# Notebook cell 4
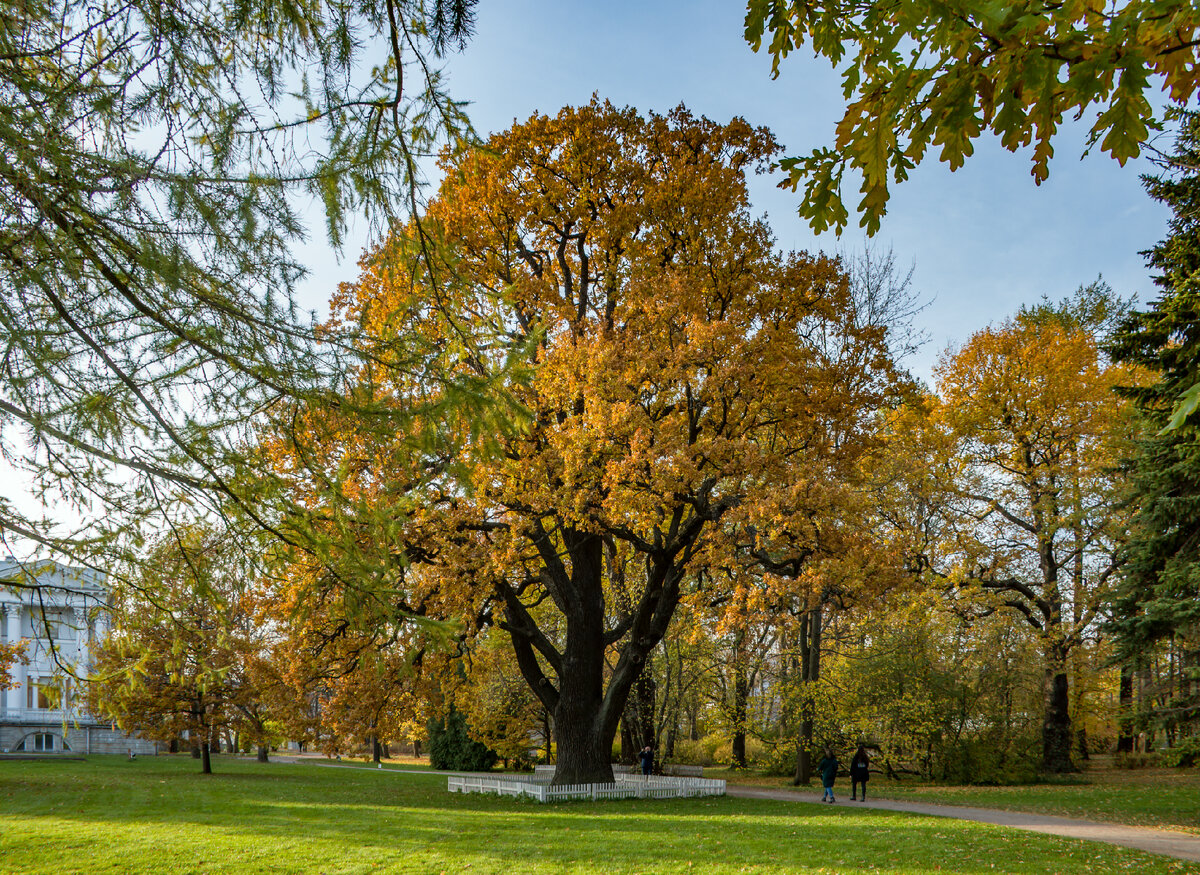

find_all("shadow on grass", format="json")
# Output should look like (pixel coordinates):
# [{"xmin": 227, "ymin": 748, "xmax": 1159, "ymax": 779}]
[{"xmin": 0, "ymin": 755, "xmax": 1194, "ymax": 874}]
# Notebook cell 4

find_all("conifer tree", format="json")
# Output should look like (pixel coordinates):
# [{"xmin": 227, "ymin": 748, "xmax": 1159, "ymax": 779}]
[
  {"xmin": 1109, "ymin": 113, "xmax": 1200, "ymax": 680},
  {"xmin": 0, "ymin": 0, "xmax": 478, "ymax": 572}
]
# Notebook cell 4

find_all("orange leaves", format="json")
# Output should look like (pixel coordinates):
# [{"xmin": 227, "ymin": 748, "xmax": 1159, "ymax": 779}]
[
  {"xmin": 257, "ymin": 100, "xmax": 906, "ymax": 742},
  {"xmin": 0, "ymin": 639, "xmax": 27, "ymax": 692}
]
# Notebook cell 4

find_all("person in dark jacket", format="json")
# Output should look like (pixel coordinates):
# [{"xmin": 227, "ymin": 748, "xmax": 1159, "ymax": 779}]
[
  {"xmin": 817, "ymin": 747, "xmax": 839, "ymax": 803},
  {"xmin": 850, "ymin": 746, "xmax": 870, "ymax": 800},
  {"xmin": 639, "ymin": 745, "xmax": 654, "ymax": 777}
]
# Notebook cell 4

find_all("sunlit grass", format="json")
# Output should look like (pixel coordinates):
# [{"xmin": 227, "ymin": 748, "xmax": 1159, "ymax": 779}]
[
  {"xmin": 710, "ymin": 758, "xmax": 1200, "ymax": 835},
  {"xmin": 0, "ymin": 755, "xmax": 1196, "ymax": 874}
]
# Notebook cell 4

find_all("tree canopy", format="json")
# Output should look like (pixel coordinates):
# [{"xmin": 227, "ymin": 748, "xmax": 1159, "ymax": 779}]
[
  {"xmin": 303, "ymin": 99, "xmax": 901, "ymax": 784},
  {"xmin": 0, "ymin": 0, "xmax": 479, "ymax": 575}
]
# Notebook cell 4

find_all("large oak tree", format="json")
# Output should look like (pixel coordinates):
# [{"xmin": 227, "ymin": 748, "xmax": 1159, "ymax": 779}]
[{"xmin": 326, "ymin": 100, "xmax": 898, "ymax": 783}]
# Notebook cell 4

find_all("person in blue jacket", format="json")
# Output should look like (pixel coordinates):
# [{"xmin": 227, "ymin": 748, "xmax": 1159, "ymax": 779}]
[
  {"xmin": 639, "ymin": 745, "xmax": 654, "ymax": 777},
  {"xmin": 818, "ymin": 747, "xmax": 839, "ymax": 803}
]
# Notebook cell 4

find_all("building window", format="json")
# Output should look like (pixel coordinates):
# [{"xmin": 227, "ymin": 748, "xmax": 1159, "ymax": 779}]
[
  {"xmin": 33, "ymin": 733, "xmax": 53, "ymax": 752},
  {"xmin": 26, "ymin": 678, "xmax": 60, "ymax": 710}
]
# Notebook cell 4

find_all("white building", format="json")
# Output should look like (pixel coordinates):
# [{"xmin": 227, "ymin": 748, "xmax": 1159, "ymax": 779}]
[{"xmin": 0, "ymin": 560, "xmax": 157, "ymax": 755}]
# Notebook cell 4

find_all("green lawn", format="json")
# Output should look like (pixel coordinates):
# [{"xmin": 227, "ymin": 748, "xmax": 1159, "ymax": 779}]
[
  {"xmin": 711, "ymin": 759, "xmax": 1200, "ymax": 836},
  {"xmin": 0, "ymin": 756, "xmax": 1196, "ymax": 874}
]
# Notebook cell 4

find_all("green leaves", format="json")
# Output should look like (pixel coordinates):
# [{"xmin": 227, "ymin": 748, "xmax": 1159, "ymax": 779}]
[
  {"xmin": 746, "ymin": 0, "xmax": 1200, "ymax": 234},
  {"xmin": 0, "ymin": 0, "xmax": 479, "ymax": 570},
  {"xmin": 1161, "ymin": 380, "xmax": 1200, "ymax": 433}
]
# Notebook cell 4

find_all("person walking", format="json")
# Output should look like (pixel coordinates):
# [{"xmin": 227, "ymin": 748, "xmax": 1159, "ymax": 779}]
[
  {"xmin": 850, "ymin": 745, "xmax": 870, "ymax": 800},
  {"xmin": 639, "ymin": 744, "xmax": 654, "ymax": 778},
  {"xmin": 818, "ymin": 747, "xmax": 839, "ymax": 803}
]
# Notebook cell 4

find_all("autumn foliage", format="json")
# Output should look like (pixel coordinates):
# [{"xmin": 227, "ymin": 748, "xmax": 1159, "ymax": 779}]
[{"xmin": 296, "ymin": 99, "xmax": 902, "ymax": 783}]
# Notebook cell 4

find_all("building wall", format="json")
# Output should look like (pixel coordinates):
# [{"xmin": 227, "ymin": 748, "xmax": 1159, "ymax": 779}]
[
  {"xmin": 0, "ymin": 560, "xmax": 153, "ymax": 754},
  {"xmin": 0, "ymin": 723, "xmax": 159, "ymax": 755}
]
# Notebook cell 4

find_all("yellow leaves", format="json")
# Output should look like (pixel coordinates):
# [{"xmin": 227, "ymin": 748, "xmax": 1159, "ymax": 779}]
[{"xmin": 933, "ymin": 318, "xmax": 1127, "ymax": 470}]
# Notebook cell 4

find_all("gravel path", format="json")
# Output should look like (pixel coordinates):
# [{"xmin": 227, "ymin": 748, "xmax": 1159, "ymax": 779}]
[{"xmin": 726, "ymin": 784, "xmax": 1200, "ymax": 863}]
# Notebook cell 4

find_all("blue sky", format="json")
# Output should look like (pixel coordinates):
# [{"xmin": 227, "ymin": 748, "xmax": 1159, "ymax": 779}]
[
  {"xmin": 0, "ymin": 1, "xmax": 1173, "ymax": 551},
  {"xmin": 299, "ymin": 0, "xmax": 1171, "ymax": 383}
]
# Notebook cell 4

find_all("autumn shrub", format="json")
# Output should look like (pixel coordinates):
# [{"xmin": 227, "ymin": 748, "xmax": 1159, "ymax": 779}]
[
  {"xmin": 673, "ymin": 733, "xmax": 727, "ymax": 766},
  {"xmin": 710, "ymin": 735, "xmax": 767, "ymax": 768},
  {"xmin": 1112, "ymin": 752, "xmax": 1155, "ymax": 769},
  {"xmin": 1155, "ymin": 736, "xmax": 1200, "ymax": 768},
  {"xmin": 935, "ymin": 734, "xmax": 1040, "ymax": 785},
  {"xmin": 753, "ymin": 743, "xmax": 796, "ymax": 777}
]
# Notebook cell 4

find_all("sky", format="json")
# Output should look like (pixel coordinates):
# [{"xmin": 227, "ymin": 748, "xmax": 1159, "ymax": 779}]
[
  {"xmin": 298, "ymin": 0, "xmax": 1172, "ymax": 384},
  {"xmin": 0, "ymin": 0, "xmax": 1176, "ymax": 550}
]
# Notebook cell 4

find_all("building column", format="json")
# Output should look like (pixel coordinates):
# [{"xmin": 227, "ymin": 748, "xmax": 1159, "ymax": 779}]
[{"xmin": 4, "ymin": 603, "xmax": 24, "ymax": 719}]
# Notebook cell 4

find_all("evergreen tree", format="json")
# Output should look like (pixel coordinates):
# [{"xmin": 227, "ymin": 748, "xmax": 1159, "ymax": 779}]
[
  {"xmin": 1109, "ymin": 111, "xmax": 1200, "ymax": 675},
  {"xmin": 428, "ymin": 707, "xmax": 498, "ymax": 772}
]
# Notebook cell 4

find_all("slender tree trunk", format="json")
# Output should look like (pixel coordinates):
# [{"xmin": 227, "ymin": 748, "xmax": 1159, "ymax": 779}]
[
  {"xmin": 372, "ymin": 736, "xmax": 382, "ymax": 764},
  {"xmin": 731, "ymin": 668, "xmax": 749, "ymax": 769},
  {"xmin": 620, "ymin": 718, "xmax": 635, "ymax": 765},
  {"xmin": 1116, "ymin": 663, "xmax": 1135, "ymax": 754},
  {"xmin": 793, "ymin": 605, "xmax": 821, "ymax": 786},
  {"xmin": 1070, "ymin": 452, "xmax": 1089, "ymax": 761},
  {"xmin": 1042, "ymin": 642, "xmax": 1075, "ymax": 773},
  {"xmin": 256, "ymin": 744, "xmax": 269, "ymax": 763},
  {"xmin": 637, "ymin": 664, "xmax": 656, "ymax": 749},
  {"xmin": 200, "ymin": 737, "xmax": 212, "ymax": 774}
]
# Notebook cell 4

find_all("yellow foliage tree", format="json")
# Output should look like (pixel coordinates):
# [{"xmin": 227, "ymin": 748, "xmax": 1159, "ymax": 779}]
[
  {"xmin": 319, "ymin": 99, "xmax": 899, "ymax": 784},
  {"xmin": 928, "ymin": 312, "xmax": 1139, "ymax": 772}
]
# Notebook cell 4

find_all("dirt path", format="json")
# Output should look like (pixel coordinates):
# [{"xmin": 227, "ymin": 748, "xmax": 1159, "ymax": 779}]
[{"xmin": 726, "ymin": 784, "xmax": 1200, "ymax": 863}]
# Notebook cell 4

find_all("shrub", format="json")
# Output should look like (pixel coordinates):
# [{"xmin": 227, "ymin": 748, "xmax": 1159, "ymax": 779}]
[
  {"xmin": 428, "ymin": 708, "xmax": 498, "ymax": 772},
  {"xmin": 1112, "ymin": 752, "xmax": 1154, "ymax": 769},
  {"xmin": 672, "ymin": 733, "xmax": 727, "ymax": 766},
  {"xmin": 1156, "ymin": 736, "xmax": 1200, "ymax": 768},
  {"xmin": 753, "ymin": 743, "xmax": 796, "ymax": 777},
  {"xmin": 933, "ymin": 732, "xmax": 1040, "ymax": 784}
]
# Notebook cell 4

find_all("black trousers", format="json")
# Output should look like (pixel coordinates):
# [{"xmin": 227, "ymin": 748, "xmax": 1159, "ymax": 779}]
[{"xmin": 852, "ymin": 779, "xmax": 867, "ymax": 798}]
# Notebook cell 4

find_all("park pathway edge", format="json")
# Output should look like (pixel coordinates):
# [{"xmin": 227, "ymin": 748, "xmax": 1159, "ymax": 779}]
[
  {"xmin": 726, "ymin": 783, "xmax": 1200, "ymax": 864},
  {"xmin": 274, "ymin": 760, "xmax": 1200, "ymax": 865}
]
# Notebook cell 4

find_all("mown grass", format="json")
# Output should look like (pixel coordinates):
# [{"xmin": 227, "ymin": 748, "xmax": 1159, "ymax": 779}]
[
  {"xmin": 0, "ymin": 755, "xmax": 1197, "ymax": 874},
  {"xmin": 711, "ymin": 758, "xmax": 1200, "ymax": 835}
]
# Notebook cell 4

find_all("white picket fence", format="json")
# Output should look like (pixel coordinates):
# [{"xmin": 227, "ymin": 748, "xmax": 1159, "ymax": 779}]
[
  {"xmin": 447, "ymin": 771, "xmax": 725, "ymax": 803},
  {"xmin": 533, "ymin": 763, "xmax": 701, "ymax": 778},
  {"xmin": 534, "ymin": 763, "xmax": 637, "ymax": 778}
]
